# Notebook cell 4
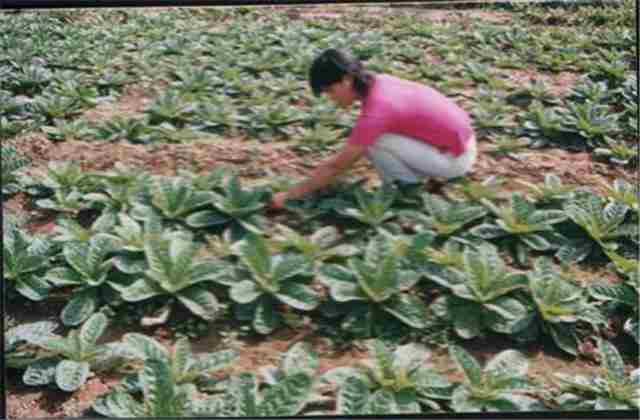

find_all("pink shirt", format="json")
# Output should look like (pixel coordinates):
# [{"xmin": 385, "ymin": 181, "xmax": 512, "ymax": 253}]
[{"xmin": 347, "ymin": 74, "xmax": 473, "ymax": 157}]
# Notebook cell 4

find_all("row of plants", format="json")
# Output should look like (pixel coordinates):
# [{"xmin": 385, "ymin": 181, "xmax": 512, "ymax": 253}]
[
  {"xmin": 6, "ymin": 314, "xmax": 639, "ymax": 414},
  {"xmin": 1, "ymin": 5, "xmax": 635, "ymax": 165},
  {"xmin": 5, "ymin": 163, "xmax": 638, "ymax": 354}
]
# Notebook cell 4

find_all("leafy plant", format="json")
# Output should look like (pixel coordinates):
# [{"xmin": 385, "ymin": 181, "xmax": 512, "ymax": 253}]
[
  {"xmin": 222, "ymin": 233, "xmax": 319, "ymax": 334},
  {"xmin": 52, "ymin": 212, "xmax": 117, "ymax": 244},
  {"xmin": 561, "ymin": 101, "xmax": 621, "ymax": 146},
  {"xmin": 45, "ymin": 233, "xmax": 120, "ymax": 326},
  {"xmin": 520, "ymin": 101, "xmax": 573, "ymax": 148},
  {"xmin": 270, "ymin": 224, "xmax": 359, "ymax": 264},
  {"xmin": 400, "ymin": 193, "xmax": 487, "ymax": 240},
  {"xmin": 337, "ymin": 185, "xmax": 397, "ymax": 232},
  {"xmin": 24, "ymin": 313, "xmax": 137, "ymax": 392},
  {"xmin": 515, "ymin": 174, "xmax": 577, "ymax": 205},
  {"xmin": 3, "ymin": 219, "xmax": 55, "ymax": 301},
  {"xmin": 94, "ymin": 116, "xmax": 151, "ymax": 143},
  {"xmin": 448, "ymin": 346, "xmax": 544, "ymax": 412},
  {"xmin": 86, "ymin": 162, "xmax": 152, "ymax": 213},
  {"xmin": 130, "ymin": 176, "xmax": 214, "ymax": 223},
  {"xmin": 558, "ymin": 190, "xmax": 637, "ymax": 264},
  {"xmin": 470, "ymin": 193, "xmax": 567, "ymax": 266},
  {"xmin": 554, "ymin": 339, "xmax": 639, "ymax": 409},
  {"xmin": 324, "ymin": 340, "xmax": 454, "ymax": 414},
  {"xmin": 449, "ymin": 175, "xmax": 509, "ymax": 203},
  {"xmin": 428, "ymin": 243, "xmax": 530, "ymax": 339},
  {"xmin": 118, "ymin": 231, "xmax": 229, "ymax": 324},
  {"xmin": 185, "ymin": 175, "xmax": 268, "ymax": 236},
  {"xmin": 1, "ymin": 141, "xmax": 30, "ymax": 195},
  {"xmin": 589, "ymin": 273, "xmax": 639, "ymax": 344},
  {"xmin": 318, "ymin": 235, "xmax": 427, "ymax": 336},
  {"xmin": 513, "ymin": 258, "xmax": 606, "ymax": 355},
  {"xmin": 6, "ymin": 321, "xmax": 57, "ymax": 369}
]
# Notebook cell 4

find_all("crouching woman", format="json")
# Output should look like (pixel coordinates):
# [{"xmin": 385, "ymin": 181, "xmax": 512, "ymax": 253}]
[{"xmin": 270, "ymin": 48, "xmax": 477, "ymax": 209}]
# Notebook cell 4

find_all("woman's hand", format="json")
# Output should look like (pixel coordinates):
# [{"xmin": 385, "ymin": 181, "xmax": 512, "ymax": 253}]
[{"xmin": 270, "ymin": 192, "xmax": 288, "ymax": 209}]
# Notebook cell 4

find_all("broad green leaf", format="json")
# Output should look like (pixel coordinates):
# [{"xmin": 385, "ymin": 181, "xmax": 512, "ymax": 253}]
[
  {"xmin": 230, "ymin": 280, "xmax": 263, "ymax": 304},
  {"xmin": 142, "ymin": 358, "xmax": 179, "ymax": 417},
  {"xmin": 120, "ymin": 279, "xmax": 164, "ymax": 302},
  {"xmin": 337, "ymin": 376, "xmax": 370, "ymax": 414},
  {"xmin": 253, "ymin": 297, "xmax": 280, "ymax": 335},
  {"xmin": 79, "ymin": 312, "xmax": 108, "ymax": 349},
  {"xmin": 275, "ymin": 282, "xmax": 320, "ymax": 311},
  {"xmin": 55, "ymin": 360, "xmax": 90, "ymax": 392},
  {"xmin": 258, "ymin": 372, "xmax": 313, "ymax": 416},
  {"xmin": 23, "ymin": 358, "xmax": 58, "ymax": 386},
  {"xmin": 185, "ymin": 209, "xmax": 230, "ymax": 227},
  {"xmin": 449, "ymin": 345, "xmax": 482, "ymax": 386},
  {"xmin": 598, "ymin": 339, "xmax": 625, "ymax": 384},
  {"xmin": 92, "ymin": 391, "xmax": 143, "ymax": 418},
  {"xmin": 61, "ymin": 288, "xmax": 99, "ymax": 326},
  {"xmin": 382, "ymin": 294, "xmax": 428, "ymax": 329},
  {"xmin": 548, "ymin": 323, "xmax": 579, "ymax": 356},
  {"xmin": 123, "ymin": 333, "xmax": 168, "ymax": 362},
  {"xmin": 484, "ymin": 350, "xmax": 528, "ymax": 378},
  {"xmin": 172, "ymin": 337, "xmax": 192, "ymax": 379},
  {"xmin": 176, "ymin": 285, "xmax": 220, "ymax": 321}
]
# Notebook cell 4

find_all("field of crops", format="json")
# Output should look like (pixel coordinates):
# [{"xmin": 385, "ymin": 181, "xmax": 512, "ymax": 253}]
[{"xmin": 2, "ymin": 1, "xmax": 638, "ymax": 417}]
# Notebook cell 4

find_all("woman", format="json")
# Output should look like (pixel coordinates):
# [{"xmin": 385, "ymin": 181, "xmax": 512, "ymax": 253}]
[{"xmin": 270, "ymin": 48, "xmax": 477, "ymax": 209}]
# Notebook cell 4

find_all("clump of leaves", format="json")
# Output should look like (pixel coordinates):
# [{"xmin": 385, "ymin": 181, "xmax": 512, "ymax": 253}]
[
  {"xmin": 118, "ymin": 231, "xmax": 229, "ymax": 325},
  {"xmin": 513, "ymin": 258, "xmax": 606, "ymax": 356},
  {"xmin": 323, "ymin": 340, "xmax": 454, "ymax": 414},
  {"xmin": 553, "ymin": 339, "xmax": 639, "ymax": 409},
  {"xmin": 52, "ymin": 212, "xmax": 117, "ymax": 244},
  {"xmin": 197, "ymin": 342, "xmax": 321, "ymax": 415},
  {"xmin": 318, "ymin": 235, "xmax": 427, "ymax": 337},
  {"xmin": 186, "ymin": 175, "xmax": 268, "ymax": 238},
  {"xmin": 3, "ymin": 218, "xmax": 56, "ymax": 301},
  {"xmin": 561, "ymin": 101, "xmax": 622, "ymax": 147},
  {"xmin": 448, "ymin": 346, "xmax": 545, "ymax": 412},
  {"xmin": 400, "ymin": 193, "xmax": 487, "ymax": 240},
  {"xmin": 270, "ymin": 224, "xmax": 359, "ymax": 265},
  {"xmin": 336, "ymin": 185, "xmax": 397, "ymax": 232},
  {"xmin": 1, "ymin": 140, "xmax": 30, "ymax": 195},
  {"xmin": 448, "ymin": 175, "xmax": 508, "ymax": 203},
  {"xmin": 24, "ymin": 313, "xmax": 137, "ymax": 392},
  {"xmin": 6, "ymin": 321, "xmax": 57, "ymax": 369},
  {"xmin": 520, "ymin": 100, "xmax": 572, "ymax": 148},
  {"xmin": 470, "ymin": 193, "xmax": 567, "ymax": 266},
  {"xmin": 428, "ymin": 243, "xmax": 530, "ymax": 339},
  {"xmin": 85, "ymin": 163, "xmax": 152, "ymax": 214},
  {"xmin": 589, "ymin": 272, "xmax": 639, "ymax": 344},
  {"xmin": 558, "ymin": 190, "xmax": 637, "ymax": 264},
  {"xmin": 515, "ymin": 174, "xmax": 577, "ymax": 206}
]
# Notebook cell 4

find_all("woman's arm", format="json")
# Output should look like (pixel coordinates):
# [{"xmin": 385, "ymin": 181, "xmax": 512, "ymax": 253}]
[{"xmin": 271, "ymin": 143, "xmax": 367, "ymax": 208}]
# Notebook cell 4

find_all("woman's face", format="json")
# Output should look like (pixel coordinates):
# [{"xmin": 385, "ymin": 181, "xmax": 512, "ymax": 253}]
[{"xmin": 324, "ymin": 76, "xmax": 357, "ymax": 109}]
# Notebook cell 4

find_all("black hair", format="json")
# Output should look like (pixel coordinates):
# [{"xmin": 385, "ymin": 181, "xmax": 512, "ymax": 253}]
[{"xmin": 308, "ymin": 48, "xmax": 374, "ymax": 98}]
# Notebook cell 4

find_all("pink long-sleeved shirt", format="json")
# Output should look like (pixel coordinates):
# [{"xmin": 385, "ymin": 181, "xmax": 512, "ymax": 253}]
[{"xmin": 347, "ymin": 74, "xmax": 473, "ymax": 157}]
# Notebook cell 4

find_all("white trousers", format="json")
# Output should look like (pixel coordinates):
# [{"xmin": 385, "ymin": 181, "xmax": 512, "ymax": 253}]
[{"xmin": 366, "ymin": 133, "xmax": 477, "ymax": 184}]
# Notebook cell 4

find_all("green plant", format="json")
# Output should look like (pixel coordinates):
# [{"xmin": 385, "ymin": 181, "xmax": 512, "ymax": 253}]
[
  {"xmin": 470, "ymin": 193, "xmax": 568, "ymax": 266},
  {"xmin": 520, "ymin": 101, "xmax": 572, "ymax": 148},
  {"xmin": 400, "ymin": 193, "xmax": 487, "ymax": 240},
  {"xmin": 221, "ymin": 233, "xmax": 319, "ymax": 334},
  {"xmin": 449, "ymin": 175, "xmax": 508, "ymax": 203},
  {"xmin": 558, "ymin": 190, "xmax": 637, "ymax": 264},
  {"xmin": 589, "ymin": 272, "xmax": 639, "ymax": 344},
  {"xmin": 45, "ymin": 233, "xmax": 120, "ymax": 325},
  {"xmin": 94, "ymin": 117, "xmax": 151, "ymax": 143},
  {"xmin": 448, "ymin": 346, "xmax": 544, "ymax": 412},
  {"xmin": 428, "ymin": 243, "xmax": 530, "ymax": 339},
  {"xmin": 24, "ymin": 313, "xmax": 137, "ymax": 392},
  {"xmin": 118, "ymin": 232, "xmax": 229, "ymax": 324},
  {"xmin": 513, "ymin": 258, "xmax": 606, "ymax": 355},
  {"xmin": 515, "ymin": 174, "xmax": 577, "ymax": 205},
  {"xmin": 324, "ymin": 340, "xmax": 454, "ymax": 414},
  {"xmin": 270, "ymin": 224, "xmax": 359, "ymax": 264},
  {"xmin": 5, "ymin": 321, "xmax": 58, "ymax": 369},
  {"xmin": 337, "ymin": 185, "xmax": 397, "ymax": 232},
  {"xmin": 1, "ymin": 141, "xmax": 30, "ymax": 195},
  {"xmin": 318, "ymin": 235, "xmax": 426, "ymax": 336},
  {"xmin": 185, "ymin": 175, "xmax": 268, "ymax": 237},
  {"xmin": 554, "ymin": 339, "xmax": 639, "ymax": 409},
  {"xmin": 3, "ymin": 219, "xmax": 55, "ymax": 301},
  {"xmin": 41, "ymin": 118, "xmax": 94, "ymax": 142},
  {"xmin": 52, "ymin": 212, "xmax": 117, "ymax": 243},
  {"xmin": 561, "ymin": 101, "xmax": 621, "ymax": 146}
]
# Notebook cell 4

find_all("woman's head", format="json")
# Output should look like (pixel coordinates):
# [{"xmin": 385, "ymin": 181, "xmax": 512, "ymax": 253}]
[{"xmin": 308, "ymin": 48, "xmax": 373, "ymax": 108}]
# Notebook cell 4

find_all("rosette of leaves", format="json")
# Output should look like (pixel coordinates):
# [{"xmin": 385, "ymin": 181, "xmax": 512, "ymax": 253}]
[
  {"xmin": 223, "ymin": 233, "xmax": 319, "ymax": 334},
  {"xmin": 399, "ymin": 193, "xmax": 487, "ymax": 241},
  {"xmin": 118, "ymin": 231, "xmax": 229, "ymax": 324},
  {"xmin": 52, "ymin": 212, "xmax": 118, "ymax": 244},
  {"xmin": 85, "ymin": 163, "xmax": 152, "ymax": 213},
  {"xmin": 520, "ymin": 100, "xmax": 573, "ymax": 148},
  {"xmin": 554, "ymin": 339, "xmax": 639, "ymax": 409},
  {"xmin": 146, "ymin": 89, "xmax": 194, "ymax": 126},
  {"xmin": 323, "ymin": 340, "xmax": 454, "ymax": 414},
  {"xmin": 185, "ymin": 175, "xmax": 268, "ymax": 237},
  {"xmin": 448, "ymin": 346, "xmax": 545, "ymax": 412},
  {"xmin": 23, "ymin": 313, "xmax": 137, "ymax": 392},
  {"xmin": 599, "ymin": 178, "xmax": 639, "ymax": 215},
  {"xmin": 470, "ymin": 193, "xmax": 568, "ymax": 266},
  {"xmin": 6, "ymin": 320, "xmax": 57, "ymax": 369},
  {"xmin": 336, "ymin": 185, "xmax": 397, "ymax": 232},
  {"xmin": 449, "ymin": 175, "xmax": 508, "ymax": 203},
  {"xmin": 130, "ymin": 175, "xmax": 215, "ymax": 224},
  {"xmin": 513, "ymin": 258, "xmax": 606, "ymax": 355},
  {"xmin": 428, "ymin": 244, "xmax": 530, "ymax": 339},
  {"xmin": 515, "ymin": 174, "xmax": 577, "ymax": 206},
  {"xmin": 294, "ymin": 124, "xmax": 342, "ymax": 154},
  {"xmin": 593, "ymin": 137, "xmax": 637, "ymax": 167},
  {"xmin": 270, "ymin": 224, "xmax": 359, "ymax": 265},
  {"xmin": 92, "ymin": 357, "xmax": 199, "ymax": 417},
  {"xmin": 120, "ymin": 333, "xmax": 238, "ymax": 390},
  {"xmin": 3, "ymin": 219, "xmax": 55, "ymax": 301},
  {"xmin": 558, "ymin": 190, "xmax": 637, "ymax": 264},
  {"xmin": 561, "ymin": 101, "xmax": 621, "ymax": 147},
  {"xmin": 102, "ymin": 212, "xmax": 164, "ymax": 275},
  {"xmin": 318, "ymin": 235, "xmax": 427, "ymax": 336},
  {"xmin": 93, "ymin": 116, "xmax": 151, "ymax": 143},
  {"xmin": 1, "ymin": 140, "xmax": 30, "ymax": 195},
  {"xmin": 589, "ymin": 272, "xmax": 639, "ymax": 344},
  {"xmin": 45, "ymin": 233, "xmax": 121, "ymax": 326},
  {"xmin": 21, "ymin": 160, "xmax": 95, "ymax": 198}
]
